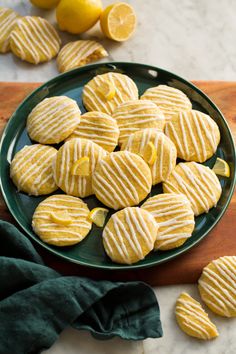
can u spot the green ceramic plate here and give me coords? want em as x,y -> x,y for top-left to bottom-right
0,62 -> 235,270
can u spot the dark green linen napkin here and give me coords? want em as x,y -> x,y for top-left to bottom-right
0,220 -> 162,354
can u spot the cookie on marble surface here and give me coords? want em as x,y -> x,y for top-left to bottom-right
92,151 -> 152,210
198,256 -> 236,317
102,207 -> 158,264
10,144 -> 58,196
113,100 -> 165,145
32,195 -> 92,246
27,96 -> 81,144
142,193 -> 194,250
175,292 -> 219,340
165,109 -> 220,163
82,72 -> 138,115
163,162 -> 222,216
0,7 -> 20,53
10,16 -> 61,64
53,138 -> 107,198
57,40 -> 108,73
140,85 -> 192,120
121,128 -> 176,184
66,111 -> 119,152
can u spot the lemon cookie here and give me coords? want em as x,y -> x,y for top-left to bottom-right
27,96 -> 81,144
57,40 -> 108,73
121,128 -> 177,184
10,144 -> 58,196
198,256 -> 236,317
32,195 -> 92,246
10,16 -> 61,64
142,193 -> 194,250
0,7 -> 20,53
92,151 -> 152,210
165,110 -> 220,162
175,292 -> 218,340
163,162 -> 222,216
141,85 -> 192,120
53,138 -> 107,198
113,100 -> 165,145
82,72 -> 138,115
66,111 -> 119,152
102,207 -> 158,264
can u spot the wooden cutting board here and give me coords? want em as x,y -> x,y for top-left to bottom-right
0,81 -> 235,286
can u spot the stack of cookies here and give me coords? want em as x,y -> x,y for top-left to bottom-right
10,71 -> 223,265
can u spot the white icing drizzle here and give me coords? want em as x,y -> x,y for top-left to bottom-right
141,84 -> 192,120
142,193 -> 194,249
10,16 -> 60,64
93,151 -> 151,209
176,294 -> 217,339
199,256 -> 236,317
113,100 -> 165,144
53,138 -> 106,198
165,110 -> 220,162
27,96 -> 80,144
103,207 -> 156,264
10,145 -> 57,195
68,111 -> 119,151
163,162 -> 222,216
57,40 -> 108,72
32,195 -> 91,245
83,72 -> 138,114
122,128 -> 176,184
0,7 -> 19,52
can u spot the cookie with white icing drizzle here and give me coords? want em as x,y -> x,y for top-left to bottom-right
102,207 -> 158,264
10,16 -> 61,64
163,162 -> 222,216
10,144 -> 58,196
27,96 -> 81,144
113,100 -> 165,145
165,109 -> 220,163
175,292 -> 219,340
121,128 -> 176,184
92,151 -> 152,210
57,40 -> 108,73
142,193 -> 194,250
198,256 -> 236,317
53,138 -> 107,198
0,7 -> 20,53
82,72 -> 138,115
140,85 -> 192,120
66,111 -> 119,152
32,195 -> 92,246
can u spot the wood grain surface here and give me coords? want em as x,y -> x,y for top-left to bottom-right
0,81 -> 235,286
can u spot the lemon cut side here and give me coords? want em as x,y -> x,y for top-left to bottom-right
71,157 -> 90,176
142,142 -> 157,165
50,211 -> 72,226
88,207 -> 109,227
212,158 -> 230,177
100,2 -> 137,42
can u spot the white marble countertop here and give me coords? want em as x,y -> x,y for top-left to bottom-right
1,0 -> 236,353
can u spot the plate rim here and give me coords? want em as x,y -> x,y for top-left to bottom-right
0,61 -> 235,270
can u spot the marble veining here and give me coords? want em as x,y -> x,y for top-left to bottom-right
1,1 -> 236,353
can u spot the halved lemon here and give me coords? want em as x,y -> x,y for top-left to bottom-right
100,2 -> 137,42
88,207 -> 109,227
71,157 -> 90,176
51,211 -> 72,226
142,142 -> 157,165
97,81 -> 116,100
212,158 -> 230,177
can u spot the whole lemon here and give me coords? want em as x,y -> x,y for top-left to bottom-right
56,0 -> 103,34
30,0 -> 60,10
